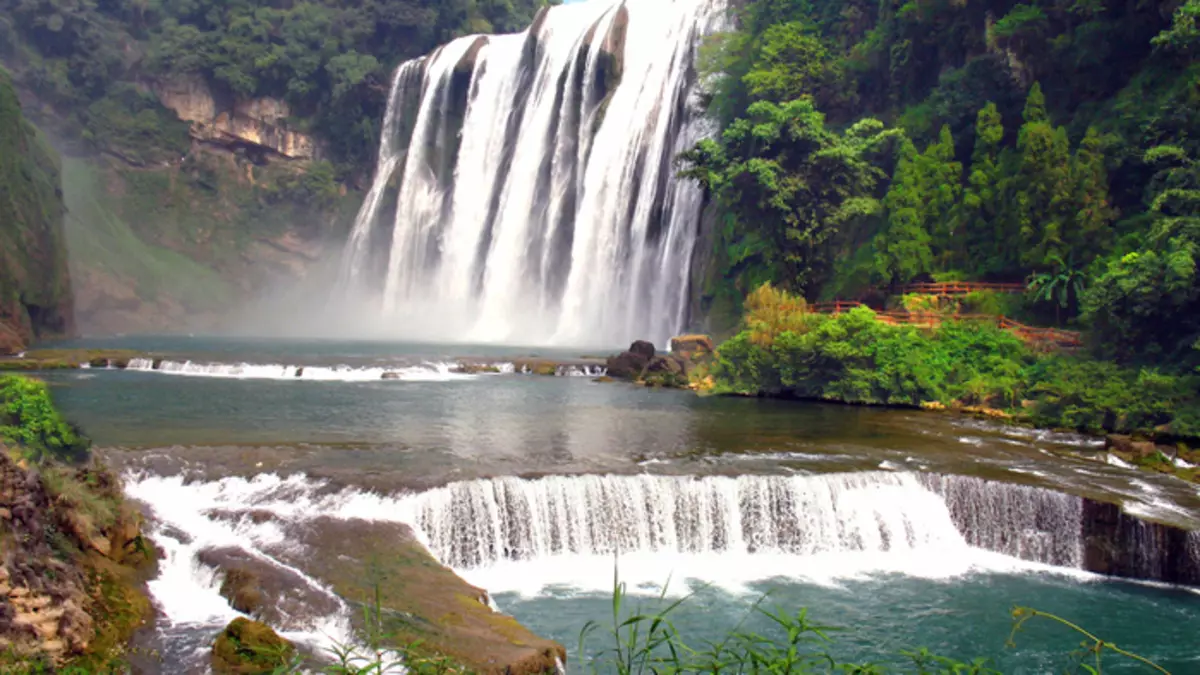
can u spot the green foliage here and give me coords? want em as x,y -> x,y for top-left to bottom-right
1152,0 -> 1200,57
0,69 -> 72,342
2,0 -> 556,167
0,374 -> 90,463
1023,357 -> 1198,436
874,125 -> 963,286
1082,143 -> 1200,364
711,285 -> 1200,438
679,98 -> 902,297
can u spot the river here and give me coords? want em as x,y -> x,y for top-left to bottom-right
40,335 -> 1200,673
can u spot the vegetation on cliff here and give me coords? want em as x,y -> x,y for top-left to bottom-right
0,374 -> 154,670
686,0 -> 1200,375
0,0 -> 557,167
0,69 -> 72,354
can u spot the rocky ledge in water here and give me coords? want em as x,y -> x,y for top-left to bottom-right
605,335 -> 715,388
0,349 -> 145,371
188,510 -> 565,674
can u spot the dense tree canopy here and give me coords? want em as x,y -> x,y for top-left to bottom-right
0,0 -> 554,166
687,0 -> 1200,373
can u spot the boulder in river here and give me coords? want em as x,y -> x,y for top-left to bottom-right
606,340 -> 656,379
211,617 -> 294,674
642,354 -> 690,388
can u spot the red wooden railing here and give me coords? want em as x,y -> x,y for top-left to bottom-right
901,281 -> 1026,295
807,303 -> 1082,350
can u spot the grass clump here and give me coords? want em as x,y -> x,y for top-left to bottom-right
0,374 -> 89,463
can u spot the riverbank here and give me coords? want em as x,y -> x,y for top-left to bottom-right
0,376 -> 155,671
603,286 -> 1200,485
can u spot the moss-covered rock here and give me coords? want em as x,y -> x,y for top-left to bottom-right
280,517 -> 565,674
0,69 -> 74,352
211,618 -> 295,674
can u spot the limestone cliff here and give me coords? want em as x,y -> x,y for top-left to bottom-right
0,71 -> 74,354
153,75 -> 317,160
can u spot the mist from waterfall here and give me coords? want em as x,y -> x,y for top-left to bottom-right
336,0 -> 725,347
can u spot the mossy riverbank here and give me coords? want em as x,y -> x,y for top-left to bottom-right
0,376 -> 156,671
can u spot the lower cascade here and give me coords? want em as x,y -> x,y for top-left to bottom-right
398,472 -> 1200,585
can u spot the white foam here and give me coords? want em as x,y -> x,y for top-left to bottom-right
124,358 -> 471,382
1106,454 -> 1135,469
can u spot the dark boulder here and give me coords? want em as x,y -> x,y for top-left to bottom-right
642,354 -> 689,388
606,340 -> 656,379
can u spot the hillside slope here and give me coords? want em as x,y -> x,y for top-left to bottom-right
0,70 -> 72,353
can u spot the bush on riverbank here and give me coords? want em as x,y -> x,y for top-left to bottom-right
0,374 -> 90,463
711,285 -> 1200,440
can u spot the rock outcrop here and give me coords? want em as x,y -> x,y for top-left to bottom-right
0,448 -> 154,665
0,71 -> 74,354
1082,499 -> 1200,585
670,334 -> 714,357
275,517 -> 565,674
153,75 -> 316,160
211,617 -> 294,674
196,546 -> 341,630
606,340 -> 693,387
606,340 -> 657,379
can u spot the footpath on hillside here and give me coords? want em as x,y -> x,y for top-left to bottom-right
812,282 -> 1083,351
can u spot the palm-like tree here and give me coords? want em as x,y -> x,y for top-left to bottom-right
1027,254 -> 1086,325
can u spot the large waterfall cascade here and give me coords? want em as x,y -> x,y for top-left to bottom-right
337,0 -> 725,347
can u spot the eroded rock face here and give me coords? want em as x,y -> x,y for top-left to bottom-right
154,75 -> 316,160
1082,500 -> 1200,585
0,449 -> 153,664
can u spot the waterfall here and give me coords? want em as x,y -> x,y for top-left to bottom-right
921,474 -> 1083,568
400,473 -> 978,569
337,0 -> 725,347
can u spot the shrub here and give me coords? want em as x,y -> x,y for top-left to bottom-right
0,375 -> 90,463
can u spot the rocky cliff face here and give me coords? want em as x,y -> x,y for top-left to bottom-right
0,71 -> 74,354
0,448 -> 154,667
153,75 -> 317,160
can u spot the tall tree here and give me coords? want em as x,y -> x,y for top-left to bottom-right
1067,126 -> 1115,264
1013,83 -> 1072,271
681,98 -> 903,296
957,102 -> 1011,276
874,139 -> 933,287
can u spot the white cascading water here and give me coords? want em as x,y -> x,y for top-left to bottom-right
124,357 -> 469,382
337,0 -> 725,347
922,474 -> 1084,568
124,470 -> 1113,665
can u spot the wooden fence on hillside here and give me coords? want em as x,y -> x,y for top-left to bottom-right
900,281 -> 1027,295
809,301 -> 1082,350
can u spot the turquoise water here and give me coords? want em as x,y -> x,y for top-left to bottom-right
499,572 -> 1200,673
31,337 -> 1200,672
